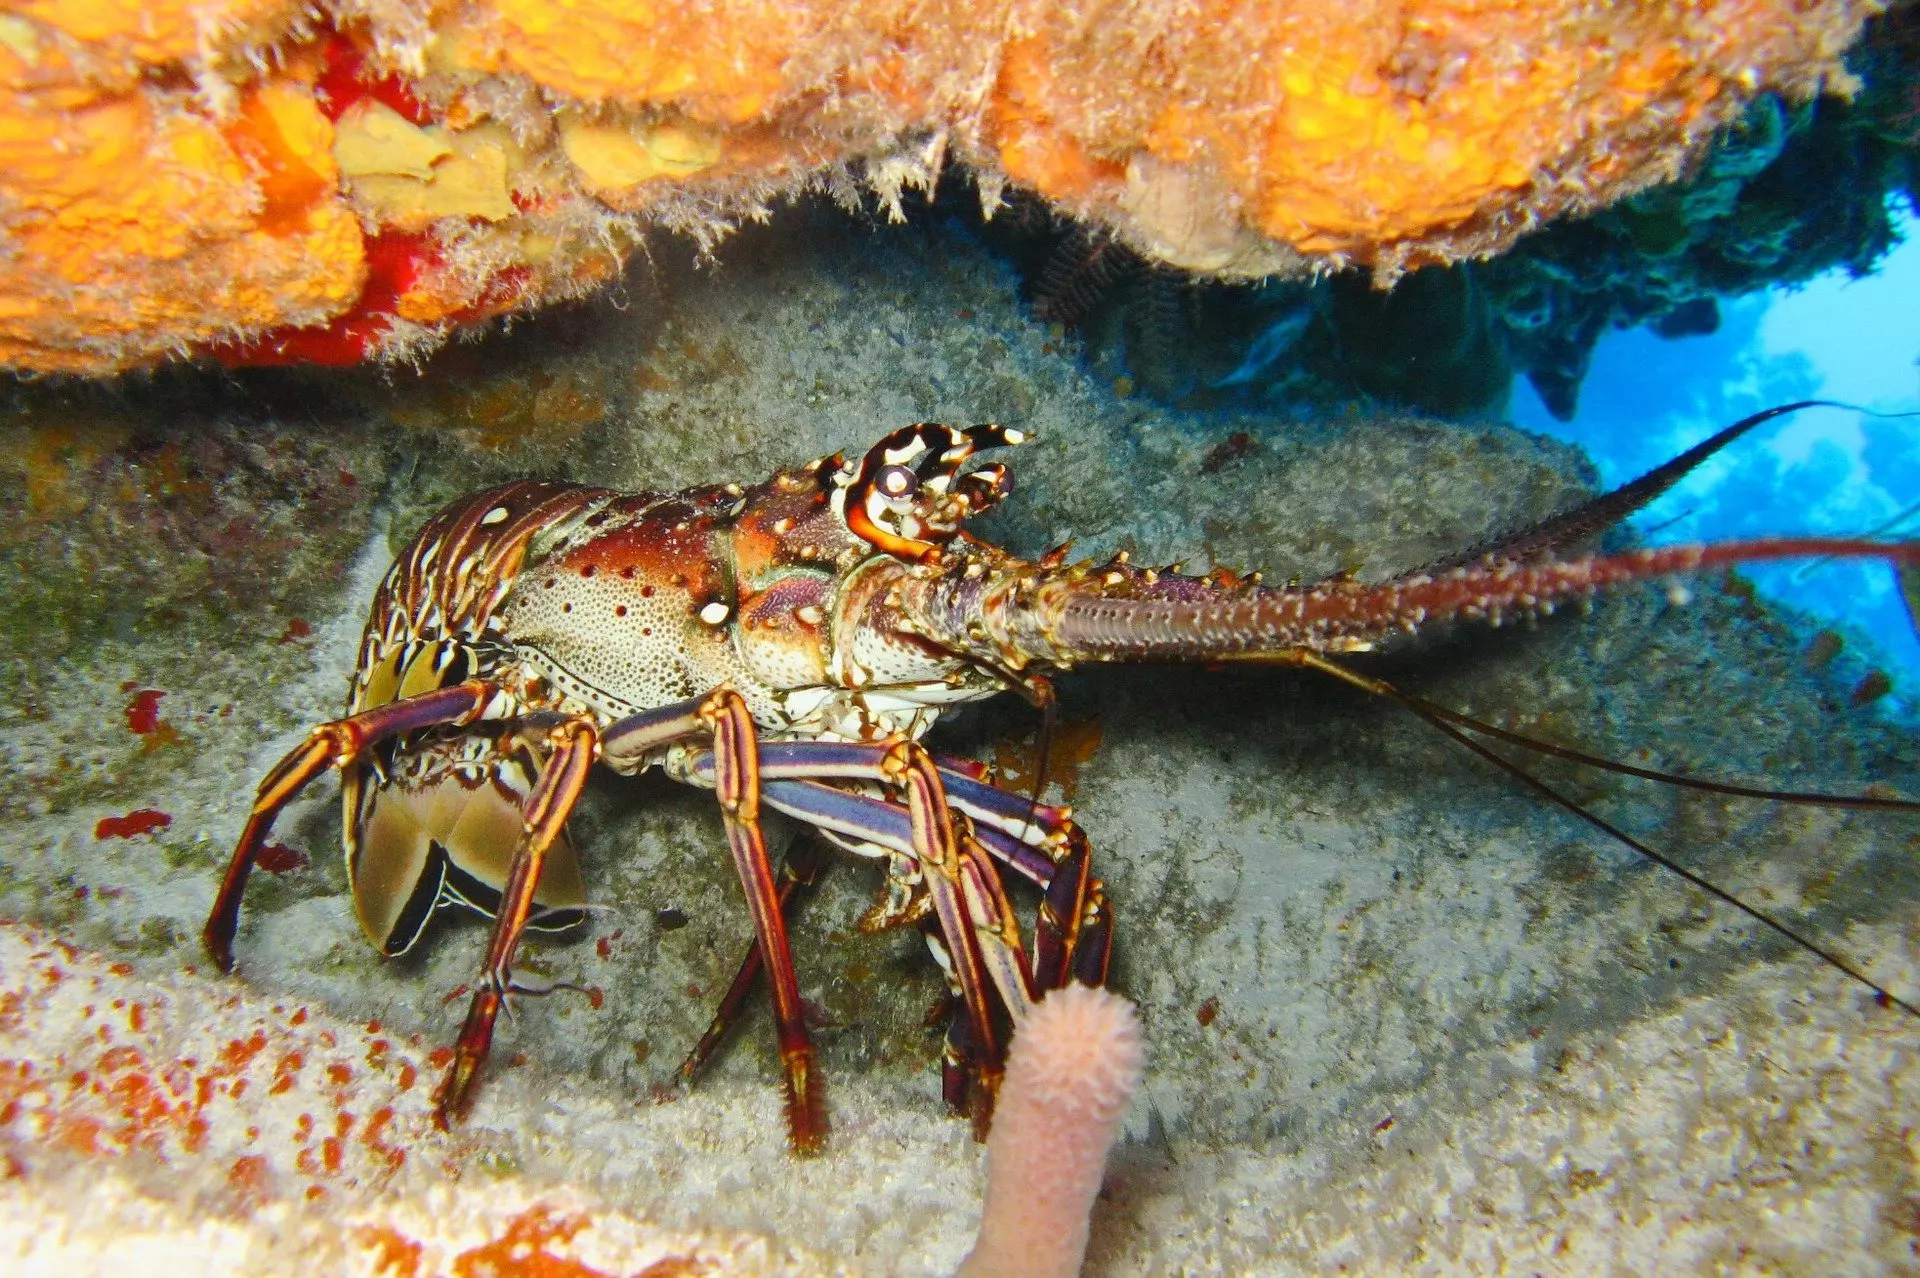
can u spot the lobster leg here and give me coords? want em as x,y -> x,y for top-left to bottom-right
771,747 -> 1109,992
919,820 -> 1051,1128
676,813 -> 1042,1097
435,714 -> 600,1126
890,741 -> 1011,1135
938,970 -> 978,1116
747,779 -> 1038,1010
678,840 -> 824,1086
689,743 -> 1069,887
203,678 -> 504,974
599,697 -> 710,769
700,688 -> 829,1155
676,753 -> 1113,1136
752,774 -> 1108,1003
946,821 -> 1049,1128
956,823 -> 1037,1013
1034,830 -> 1112,992
918,922 -> 988,1119
679,820 -> 1054,1103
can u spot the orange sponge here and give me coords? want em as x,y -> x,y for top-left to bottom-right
0,76 -> 365,371
967,0 -> 1867,274
0,0 -> 1876,373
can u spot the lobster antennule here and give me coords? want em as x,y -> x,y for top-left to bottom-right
907,538 -> 1920,670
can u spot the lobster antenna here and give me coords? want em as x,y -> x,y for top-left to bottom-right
1791,495 -> 1920,582
1418,400 -> 1920,574
1292,650 -> 1920,1019
1399,694 -> 1920,813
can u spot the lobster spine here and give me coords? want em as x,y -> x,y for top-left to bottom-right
906,538 -> 1919,668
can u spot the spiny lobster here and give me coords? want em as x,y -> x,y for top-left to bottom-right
202,401 -> 1920,1155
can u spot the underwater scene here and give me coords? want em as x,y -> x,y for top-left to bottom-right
2,3 -> 1919,1274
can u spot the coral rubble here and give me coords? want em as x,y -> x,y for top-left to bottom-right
0,0 -> 1880,373
0,920 -> 814,1275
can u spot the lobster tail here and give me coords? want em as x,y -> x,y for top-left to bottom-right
902,538 -> 1920,671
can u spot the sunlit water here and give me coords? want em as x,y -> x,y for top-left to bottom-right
1512,208 -> 1920,693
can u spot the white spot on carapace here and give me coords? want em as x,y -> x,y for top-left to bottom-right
783,687 -> 835,719
481,506 -> 510,526
699,602 -> 731,626
1003,428 -> 1026,444
1666,583 -> 1693,607
796,604 -> 825,625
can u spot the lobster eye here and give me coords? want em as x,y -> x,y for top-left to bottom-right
875,464 -> 919,502
843,422 -> 1021,560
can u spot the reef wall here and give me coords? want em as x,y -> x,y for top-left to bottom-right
0,0 -> 1878,373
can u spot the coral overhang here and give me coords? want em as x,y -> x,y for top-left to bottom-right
0,0 -> 1878,373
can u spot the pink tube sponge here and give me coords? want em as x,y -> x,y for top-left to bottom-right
961,984 -> 1145,1278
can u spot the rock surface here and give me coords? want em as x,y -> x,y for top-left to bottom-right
1,207 -> 1915,1273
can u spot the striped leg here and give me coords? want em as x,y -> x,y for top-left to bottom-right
678,840 -> 824,1087
674,742 -> 1116,1138
1034,829 -> 1112,992
888,741 -> 1016,1137
928,821 -> 1044,1128
685,742 -> 1073,890
931,937 -> 979,1115
751,773 -> 1112,997
204,679 -> 503,974
434,714 -> 599,1126
701,689 -> 829,1155
955,823 -> 1036,1013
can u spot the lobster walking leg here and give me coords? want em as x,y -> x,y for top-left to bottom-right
749,772 -> 1110,999
955,823 -> 1037,1015
678,840 -> 824,1086
689,743 -> 1068,885
701,689 -> 830,1155
677,806 -> 1043,1101
671,744 -> 1113,1134
938,822 -> 1110,1122
1034,830 -> 1111,992
435,714 -> 600,1126
203,678 -> 504,973
890,741 -> 1013,1135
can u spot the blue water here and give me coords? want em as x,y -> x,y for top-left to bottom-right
1510,209 -> 1920,690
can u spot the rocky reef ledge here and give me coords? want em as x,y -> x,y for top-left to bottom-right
0,0 -> 1877,373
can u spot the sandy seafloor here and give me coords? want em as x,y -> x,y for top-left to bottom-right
1,205 -> 1917,1274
